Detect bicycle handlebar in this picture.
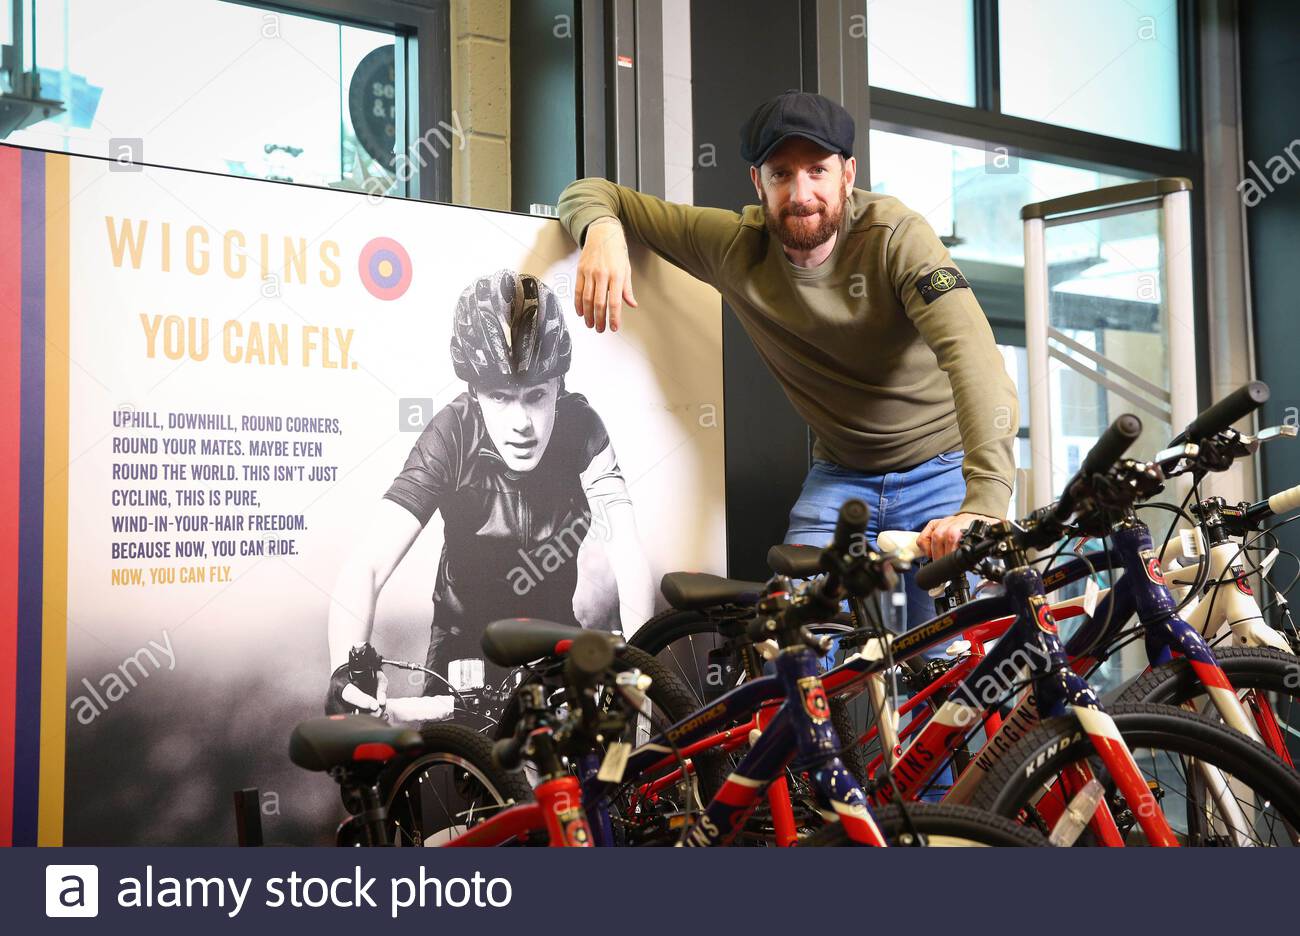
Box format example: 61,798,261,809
563,630,618,692
914,545,974,592
915,414,1143,590
1171,381,1268,445
1053,413,1143,523
819,499,870,598
1267,483,1300,519
492,631,623,773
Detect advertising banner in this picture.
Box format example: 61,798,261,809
0,146,725,844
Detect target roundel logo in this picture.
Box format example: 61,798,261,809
358,236,412,300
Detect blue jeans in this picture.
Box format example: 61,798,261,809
784,451,967,644
784,451,967,800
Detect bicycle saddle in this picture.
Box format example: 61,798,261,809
766,544,823,578
481,618,621,667
289,714,423,772
659,572,766,611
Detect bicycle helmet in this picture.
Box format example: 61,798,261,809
450,270,572,387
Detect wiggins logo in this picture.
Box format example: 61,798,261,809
101,217,416,303
798,676,831,724
1139,548,1166,586
358,236,413,300
1030,596,1058,635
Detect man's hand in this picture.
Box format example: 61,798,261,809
916,512,998,560
575,217,637,333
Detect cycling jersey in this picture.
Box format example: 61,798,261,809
384,390,613,696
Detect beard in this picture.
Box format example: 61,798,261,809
762,184,846,251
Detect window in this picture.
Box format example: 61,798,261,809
3,0,413,195
865,0,975,106
998,0,1181,149
868,128,1142,271
2,0,585,214
868,127,1147,502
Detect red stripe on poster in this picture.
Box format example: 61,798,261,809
0,145,24,846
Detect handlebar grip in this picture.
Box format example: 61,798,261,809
492,735,526,772
563,630,617,691
915,547,971,592
832,499,870,555
1053,414,1143,522
1080,414,1144,479
1177,381,1269,443
1268,482,1300,518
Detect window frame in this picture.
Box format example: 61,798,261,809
862,0,1210,411
228,0,452,202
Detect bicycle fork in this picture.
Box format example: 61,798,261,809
683,647,887,847
1025,588,1180,847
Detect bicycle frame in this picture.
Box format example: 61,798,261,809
441,773,593,848
441,643,888,847
1161,539,1294,653
640,562,1177,846
1033,523,1266,745
446,526,1222,848
604,645,888,846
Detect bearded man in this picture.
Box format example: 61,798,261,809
556,90,1019,637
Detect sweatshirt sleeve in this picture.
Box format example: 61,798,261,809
886,212,1019,518
556,177,742,287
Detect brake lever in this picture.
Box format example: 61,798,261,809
1152,442,1199,476
799,626,835,655
1242,424,1298,444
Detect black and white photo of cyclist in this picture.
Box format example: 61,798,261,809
325,269,655,727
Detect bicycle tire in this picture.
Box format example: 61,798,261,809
969,702,1300,846
378,723,534,846
1114,646,1300,765
800,802,1048,846
629,607,749,705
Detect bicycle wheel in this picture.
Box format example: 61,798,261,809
1115,646,1300,767
970,702,1300,846
378,724,534,847
629,607,755,708
800,802,1048,846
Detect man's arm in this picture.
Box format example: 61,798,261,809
557,178,740,332
327,499,423,674
886,212,1019,525
579,443,655,633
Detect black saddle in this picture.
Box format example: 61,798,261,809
767,544,824,578
289,714,423,772
481,618,623,668
659,572,765,611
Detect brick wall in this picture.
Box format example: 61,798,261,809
449,0,511,208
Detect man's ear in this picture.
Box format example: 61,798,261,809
750,164,764,202
842,155,856,191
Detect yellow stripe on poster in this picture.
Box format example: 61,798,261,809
38,152,70,846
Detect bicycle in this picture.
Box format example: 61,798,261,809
636,412,1300,844
321,637,724,845
295,620,1044,846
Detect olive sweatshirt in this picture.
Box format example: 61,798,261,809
556,180,1019,518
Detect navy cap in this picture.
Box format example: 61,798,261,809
739,91,855,166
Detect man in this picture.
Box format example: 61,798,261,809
557,91,1018,636
326,269,654,719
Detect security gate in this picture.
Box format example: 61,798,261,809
1022,178,1197,509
